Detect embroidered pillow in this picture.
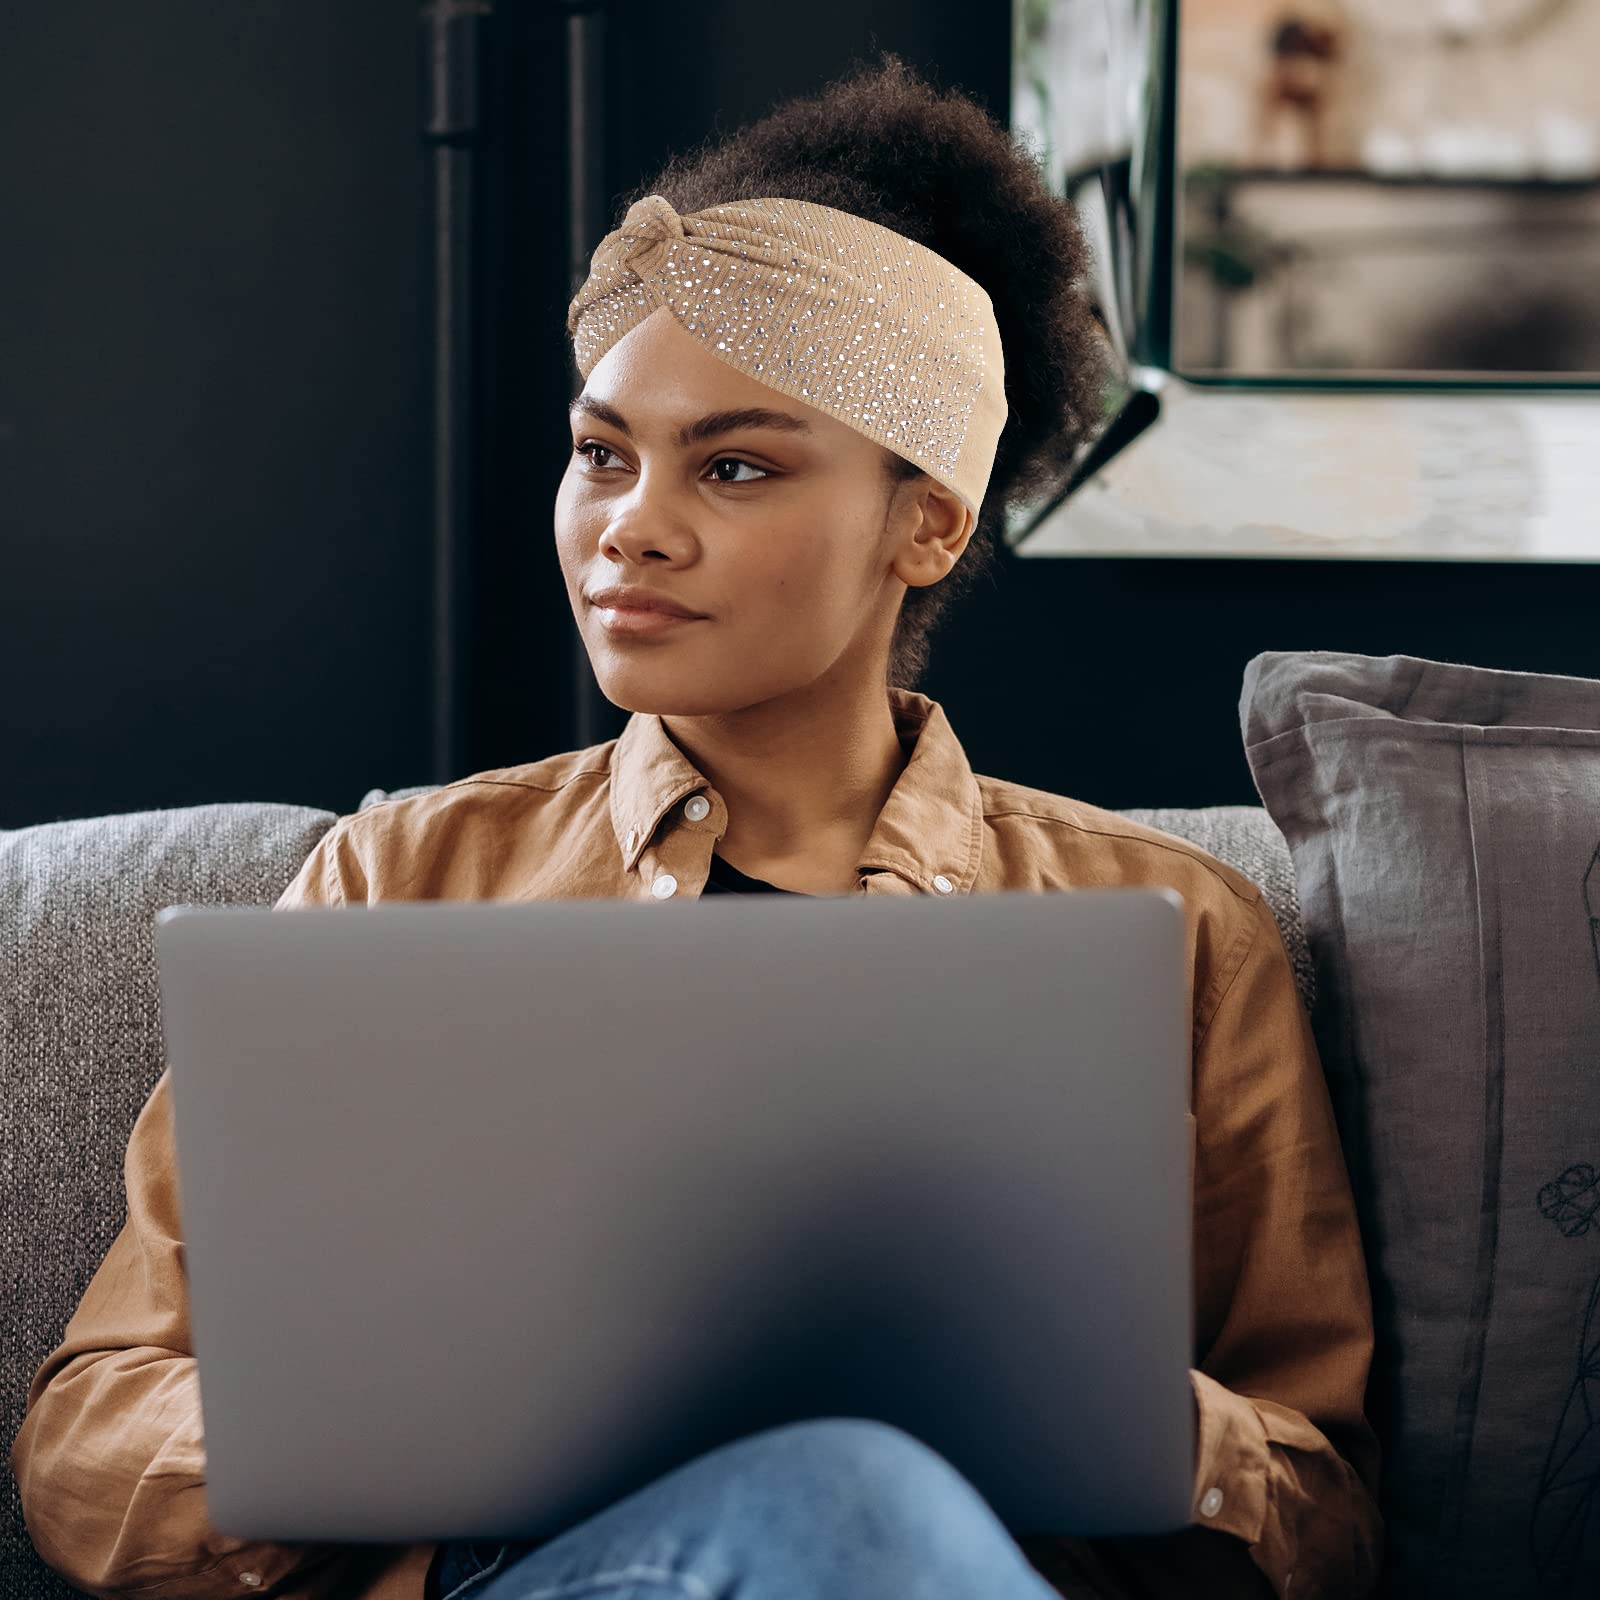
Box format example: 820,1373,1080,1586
1241,649,1600,1598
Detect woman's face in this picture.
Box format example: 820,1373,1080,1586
555,306,968,717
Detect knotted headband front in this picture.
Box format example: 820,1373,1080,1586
566,194,1008,522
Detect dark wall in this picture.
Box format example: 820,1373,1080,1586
918,554,1600,810
1,0,577,828
6,1,1596,829
4,2,439,825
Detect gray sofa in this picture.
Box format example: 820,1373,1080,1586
15,647,1599,1600
0,792,1318,1600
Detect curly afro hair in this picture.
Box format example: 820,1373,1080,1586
612,51,1109,692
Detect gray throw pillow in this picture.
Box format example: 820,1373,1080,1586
1240,649,1600,1600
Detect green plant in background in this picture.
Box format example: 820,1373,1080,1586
1180,165,1363,369
1181,164,1294,291
1097,351,1134,419
1015,0,1058,182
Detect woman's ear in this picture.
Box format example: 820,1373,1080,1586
892,478,975,592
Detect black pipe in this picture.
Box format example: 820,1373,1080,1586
421,0,492,783
564,0,614,751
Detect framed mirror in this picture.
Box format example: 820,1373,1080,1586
1008,0,1600,560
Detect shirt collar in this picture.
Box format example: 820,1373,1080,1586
609,687,985,894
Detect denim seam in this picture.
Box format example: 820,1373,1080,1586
441,1543,516,1600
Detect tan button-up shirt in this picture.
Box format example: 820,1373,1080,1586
11,688,1381,1600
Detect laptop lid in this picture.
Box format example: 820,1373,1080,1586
152,887,1193,1545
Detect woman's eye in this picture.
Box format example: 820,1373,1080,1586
573,443,769,484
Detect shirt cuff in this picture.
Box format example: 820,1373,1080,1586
1189,1368,1271,1548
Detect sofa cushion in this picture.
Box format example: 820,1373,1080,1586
1241,649,1600,1599
1,802,336,1600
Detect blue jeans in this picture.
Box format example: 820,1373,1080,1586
426,1417,1063,1600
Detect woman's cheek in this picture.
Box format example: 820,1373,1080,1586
552,498,600,575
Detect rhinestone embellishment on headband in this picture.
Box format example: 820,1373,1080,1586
566,195,1006,519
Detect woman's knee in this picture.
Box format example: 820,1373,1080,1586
709,1417,1004,1545
480,1420,1040,1600
747,1417,967,1488
697,1418,1034,1593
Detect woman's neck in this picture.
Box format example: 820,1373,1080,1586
660,681,909,893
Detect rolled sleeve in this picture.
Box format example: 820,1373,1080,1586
1190,1368,1271,1547
1179,890,1384,1598
1011,885,1384,1600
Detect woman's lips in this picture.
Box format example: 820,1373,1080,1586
594,605,705,637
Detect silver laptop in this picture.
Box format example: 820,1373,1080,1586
152,886,1193,1546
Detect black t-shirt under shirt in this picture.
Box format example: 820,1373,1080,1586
702,851,807,896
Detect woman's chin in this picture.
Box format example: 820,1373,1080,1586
593,671,754,719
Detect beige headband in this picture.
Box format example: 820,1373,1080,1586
566,194,1008,522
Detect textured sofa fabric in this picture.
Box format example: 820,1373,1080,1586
1,804,338,1600
1242,650,1600,1600
2,793,1305,1600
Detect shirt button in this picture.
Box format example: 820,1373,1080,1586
932,874,954,894
1199,1486,1224,1518
651,873,678,899
625,828,638,854
684,796,710,822
238,1575,263,1588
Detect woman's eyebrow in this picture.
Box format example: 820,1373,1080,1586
568,395,814,447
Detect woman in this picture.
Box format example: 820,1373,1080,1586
12,53,1380,1600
